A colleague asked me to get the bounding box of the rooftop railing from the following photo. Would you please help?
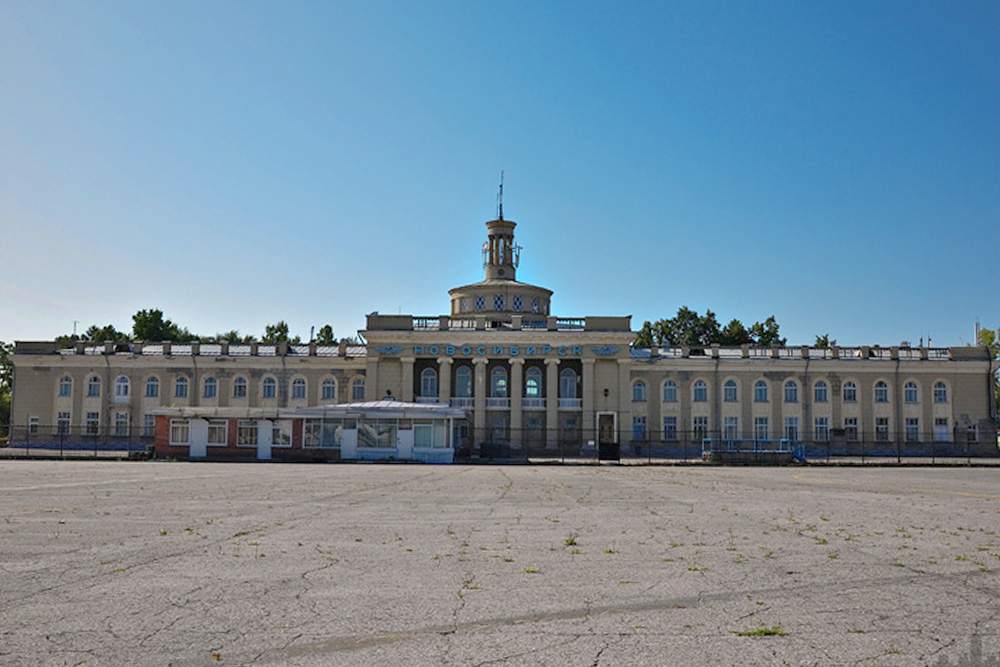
[365,313,632,332]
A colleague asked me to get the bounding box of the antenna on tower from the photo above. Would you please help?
[497,170,504,220]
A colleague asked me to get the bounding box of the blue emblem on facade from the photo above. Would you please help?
[375,345,403,355]
[591,345,619,357]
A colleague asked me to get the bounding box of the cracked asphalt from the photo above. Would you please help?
[2,462,999,666]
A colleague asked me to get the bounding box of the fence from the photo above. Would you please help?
[453,428,1000,465]
[0,424,997,464]
[0,425,154,459]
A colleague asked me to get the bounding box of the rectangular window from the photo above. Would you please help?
[114,411,129,437]
[57,411,70,435]
[844,417,859,442]
[414,419,449,449]
[358,418,397,448]
[632,416,647,442]
[966,425,978,443]
[207,419,228,445]
[875,417,890,442]
[143,414,155,437]
[723,416,738,441]
[86,411,100,436]
[693,416,708,442]
[783,417,799,442]
[814,417,829,442]
[28,416,39,434]
[169,419,189,445]
[662,416,677,441]
[934,418,950,442]
[905,418,919,443]
[754,416,769,442]
[272,420,292,447]
[237,420,258,447]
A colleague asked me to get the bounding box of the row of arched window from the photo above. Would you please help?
[56,374,365,402]
[632,378,950,404]
[417,366,579,398]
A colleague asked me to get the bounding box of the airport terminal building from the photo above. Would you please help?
[8,213,998,461]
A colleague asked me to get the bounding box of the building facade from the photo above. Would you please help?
[8,213,998,460]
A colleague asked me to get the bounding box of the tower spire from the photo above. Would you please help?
[497,170,504,221]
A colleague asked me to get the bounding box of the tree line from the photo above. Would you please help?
[53,309,356,347]
[634,307,788,347]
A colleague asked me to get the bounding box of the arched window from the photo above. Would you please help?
[814,380,828,403]
[874,381,889,404]
[723,380,737,402]
[693,380,708,402]
[454,366,472,398]
[233,376,248,398]
[174,376,189,398]
[904,382,918,404]
[114,376,130,398]
[420,368,438,398]
[262,377,277,399]
[203,377,217,399]
[87,376,101,397]
[291,378,307,400]
[560,368,578,399]
[843,381,857,402]
[784,381,798,403]
[145,376,159,398]
[321,378,337,401]
[933,382,948,404]
[490,367,508,397]
[632,380,646,402]
[525,367,542,397]
[351,377,365,401]
[754,380,768,403]
[58,376,73,397]
[662,380,677,402]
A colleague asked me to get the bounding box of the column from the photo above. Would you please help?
[437,357,452,404]
[545,358,559,449]
[510,358,524,447]
[400,357,414,403]
[473,358,487,449]
[582,358,595,443]
[618,359,632,448]
[365,358,379,401]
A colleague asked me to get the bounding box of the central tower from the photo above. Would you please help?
[482,218,520,281]
[448,213,553,320]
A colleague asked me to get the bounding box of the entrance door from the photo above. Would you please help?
[598,413,619,461]
[257,420,272,461]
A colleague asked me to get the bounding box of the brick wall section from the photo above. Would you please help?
[292,420,303,449]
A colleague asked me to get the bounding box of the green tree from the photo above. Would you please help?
[261,321,301,345]
[978,327,999,409]
[750,316,786,347]
[718,319,752,346]
[0,341,12,431]
[131,309,198,342]
[814,333,837,349]
[315,324,336,345]
[84,324,129,342]
[634,321,656,348]
[212,330,256,344]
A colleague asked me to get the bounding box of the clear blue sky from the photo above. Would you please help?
[2,1,998,346]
